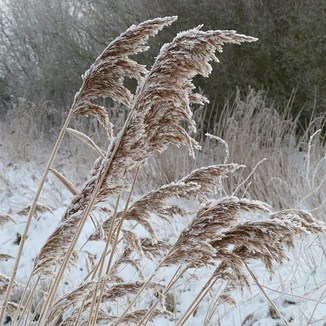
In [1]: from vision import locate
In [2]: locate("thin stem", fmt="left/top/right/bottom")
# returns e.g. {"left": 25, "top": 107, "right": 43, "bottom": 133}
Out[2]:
{"left": 14, "top": 278, "right": 41, "bottom": 326}
{"left": 73, "top": 297, "right": 87, "bottom": 326}
{"left": 260, "top": 284, "right": 326, "bottom": 305}
{"left": 245, "top": 263, "right": 290, "bottom": 326}
{"left": 24, "top": 296, "right": 45, "bottom": 326}
{"left": 306, "top": 129, "right": 321, "bottom": 188}
{"left": 35, "top": 279, "right": 54, "bottom": 326}
{"left": 203, "top": 282, "right": 225, "bottom": 326}
{"left": 113, "top": 266, "right": 160, "bottom": 326}
{"left": 114, "top": 242, "right": 179, "bottom": 325}
{"left": 87, "top": 282, "right": 101, "bottom": 326}
{"left": 232, "top": 158, "right": 267, "bottom": 197}
{"left": 205, "top": 133, "right": 229, "bottom": 164}
{"left": 86, "top": 195, "right": 121, "bottom": 325}
{"left": 90, "top": 168, "right": 140, "bottom": 326}
{"left": 38, "top": 102, "right": 138, "bottom": 324}
{"left": 176, "top": 276, "right": 218, "bottom": 326}
{"left": 11, "top": 273, "right": 37, "bottom": 325}
{"left": 106, "top": 168, "right": 139, "bottom": 275}
{"left": 98, "top": 195, "right": 121, "bottom": 278}
{"left": 307, "top": 288, "right": 326, "bottom": 325}
{"left": 141, "top": 266, "right": 186, "bottom": 326}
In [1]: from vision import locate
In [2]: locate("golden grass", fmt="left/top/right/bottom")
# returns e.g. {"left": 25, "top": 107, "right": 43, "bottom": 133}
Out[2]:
{"left": 0, "top": 16, "right": 325, "bottom": 326}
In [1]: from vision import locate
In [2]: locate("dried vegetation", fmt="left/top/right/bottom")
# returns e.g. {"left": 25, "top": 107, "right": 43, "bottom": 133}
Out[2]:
{"left": 0, "top": 16, "right": 324, "bottom": 326}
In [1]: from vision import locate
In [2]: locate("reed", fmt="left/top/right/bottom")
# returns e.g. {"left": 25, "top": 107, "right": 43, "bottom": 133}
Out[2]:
{"left": 1, "top": 16, "right": 324, "bottom": 326}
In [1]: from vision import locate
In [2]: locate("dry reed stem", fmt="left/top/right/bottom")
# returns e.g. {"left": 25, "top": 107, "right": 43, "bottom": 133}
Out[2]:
{"left": 11, "top": 275, "right": 41, "bottom": 326}
{"left": 89, "top": 170, "right": 140, "bottom": 326}
{"left": 305, "top": 129, "right": 322, "bottom": 188}
{"left": 205, "top": 133, "right": 230, "bottom": 164}
{"left": 175, "top": 277, "right": 218, "bottom": 326}
{"left": 92, "top": 195, "right": 122, "bottom": 281}
{"left": 26, "top": 296, "right": 46, "bottom": 326}
{"left": 245, "top": 264, "right": 290, "bottom": 326}
{"left": 88, "top": 175, "right": 138, "bottom": 326}
{"left": 105, "top": 168, "right": 140, "bottom": 275}
{"left": 232, "top": 158, "right": 267, "bottom": 197}
{"left": 140, "top": 266, "right": 186, "bottom": 325}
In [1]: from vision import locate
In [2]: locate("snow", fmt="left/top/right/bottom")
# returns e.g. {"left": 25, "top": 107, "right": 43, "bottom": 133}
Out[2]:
{"left": 1, "top": 160, "right": 326, "bottom": 325}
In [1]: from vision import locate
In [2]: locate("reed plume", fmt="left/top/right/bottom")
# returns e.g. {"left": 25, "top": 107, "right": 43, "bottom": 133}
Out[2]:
{"left": 4, "top": 14, "right": 324, "bottom": 326}
{"left": 32, "top": 25, "right": 261, "bottom": 323}
{"left": 173, "top": 207, "right": 325, "bottom": 325}
{"left": 33, "top": 16, "right": 176, "bottom": 276}
{"left": 210, "top": 209, "right": 325, "bottom": 286}
{"left": 32, "top": 23, "right": 259, "bottom": 324}
{"left": 162, "top": 197, "right": 271, "bottom": 268}
{"left": 47, "top": 281, "right": 163, "bottom": 325}
{"left": 75, "top": 16, "right": 178, "bottom": 107}
{"left": 89, "top": 163, "right": 243, "bottom": 242}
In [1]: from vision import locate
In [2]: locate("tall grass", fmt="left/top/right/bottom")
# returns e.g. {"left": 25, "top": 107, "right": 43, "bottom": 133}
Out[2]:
{"left": 148, "top": 89, "right": 326, "bottom": 212}
{"left": 0, "top": 17, "right": 325, "bottom": 325}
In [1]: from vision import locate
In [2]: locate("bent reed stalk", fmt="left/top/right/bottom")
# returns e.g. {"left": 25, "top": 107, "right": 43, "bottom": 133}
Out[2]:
{"left": 1, "top": 15, "right": 325, "bottom": 326}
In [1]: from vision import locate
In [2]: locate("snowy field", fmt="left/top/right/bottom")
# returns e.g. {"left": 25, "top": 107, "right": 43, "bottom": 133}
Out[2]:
{"left": 1, "top": 157, "right": 326, "bottom": 325}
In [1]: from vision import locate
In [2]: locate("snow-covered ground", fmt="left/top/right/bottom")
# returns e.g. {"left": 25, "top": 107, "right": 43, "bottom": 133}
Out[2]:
{"left": 1, "top": 160, "right": 326, "bottom": 325}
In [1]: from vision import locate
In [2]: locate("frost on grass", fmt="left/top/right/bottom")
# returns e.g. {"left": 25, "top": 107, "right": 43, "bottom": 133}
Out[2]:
{"left": 1, "top": 15, "right": 325, "bottom": 326}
